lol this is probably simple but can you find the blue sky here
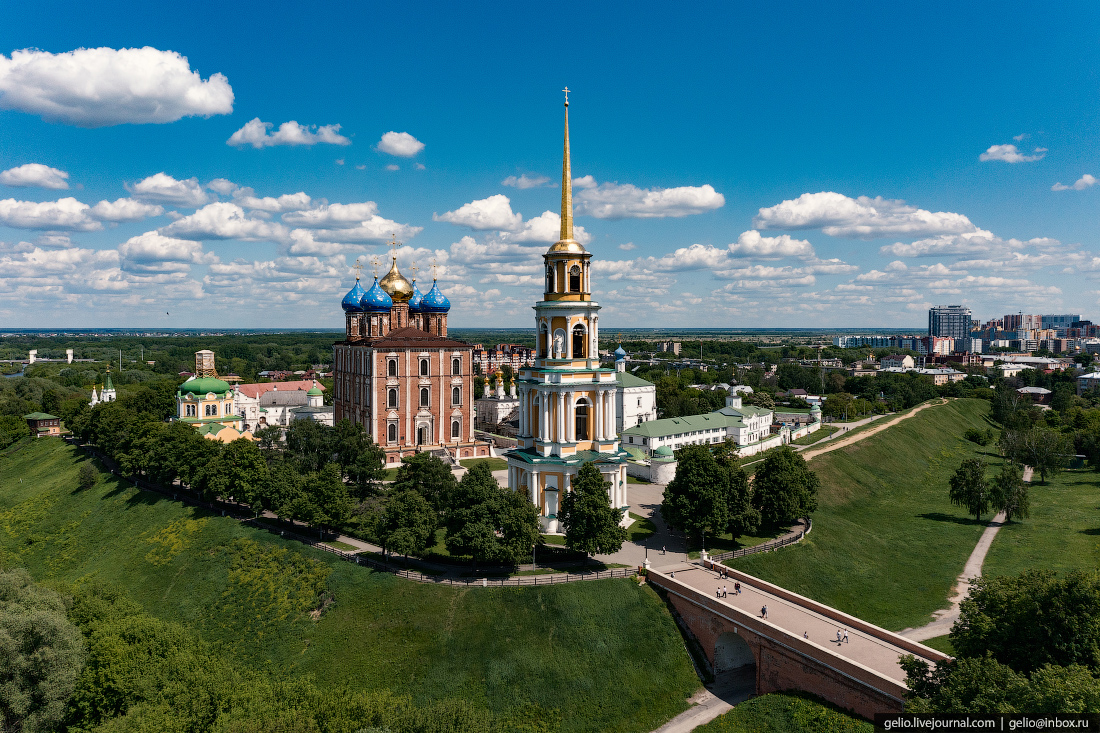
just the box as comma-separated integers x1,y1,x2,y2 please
1,1,1097,329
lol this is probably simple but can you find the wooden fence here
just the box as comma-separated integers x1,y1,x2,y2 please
707,518,812,562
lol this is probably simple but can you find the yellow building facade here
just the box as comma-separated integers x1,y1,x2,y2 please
505,95,629,533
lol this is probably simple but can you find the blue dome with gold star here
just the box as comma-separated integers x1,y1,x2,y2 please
420,280,450,313
408,281,425,312
360,277,393,313
341,278,367,312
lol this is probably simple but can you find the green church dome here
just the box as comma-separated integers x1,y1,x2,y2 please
180,377,232,395
307,386,322,396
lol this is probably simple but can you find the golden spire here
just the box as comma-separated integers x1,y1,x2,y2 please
560,87,572,242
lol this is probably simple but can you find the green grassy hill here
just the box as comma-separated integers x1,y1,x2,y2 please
732,398,1000,631
0,439,699,732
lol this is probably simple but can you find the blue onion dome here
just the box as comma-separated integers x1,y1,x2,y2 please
421,279,451,313
408,280,425,312
341,277,367,312
360,277,393,312
614,344,627,360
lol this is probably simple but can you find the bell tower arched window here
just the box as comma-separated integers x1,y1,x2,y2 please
388,359,397,377
546,263,555,293
569,264,581,292
572,324,586,358
420,387,429,407
575,399,589,441
451,357,461,375
387,424,397,442
388,388,397,408
539,322,549,358
452,386,461,405
451,420,460,439
420,359,429,376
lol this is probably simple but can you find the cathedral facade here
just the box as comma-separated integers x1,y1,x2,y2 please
333,256,491,465
505,96,630,533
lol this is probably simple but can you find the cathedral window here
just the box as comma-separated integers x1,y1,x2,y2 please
572,324,586,358
388,389,397,408
388,359,397,377
205,404,216,417
186,404,196,417
452,358,461,375
451,420,460,439
420,359,429,376
420,387,429,407
569,264,581,292
546,263,555,292
452,386,460,405
388,424,397,442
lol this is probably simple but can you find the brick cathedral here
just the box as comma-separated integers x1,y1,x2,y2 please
333,256,491,465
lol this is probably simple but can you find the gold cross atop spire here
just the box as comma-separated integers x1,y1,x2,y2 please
431,257,439,280
410,261,418,282
560,87,573,242
352,258,363,280
389,233,400,261
369,255,381,278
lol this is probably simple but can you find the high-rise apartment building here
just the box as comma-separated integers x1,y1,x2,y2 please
929,305,972,344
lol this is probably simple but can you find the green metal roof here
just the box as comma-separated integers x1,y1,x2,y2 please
180,377,233,395
621,412,742,439
24,412,58,420
504,446,630,466
615,371,655,389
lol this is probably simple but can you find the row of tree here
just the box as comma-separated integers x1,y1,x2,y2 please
661,442,819,546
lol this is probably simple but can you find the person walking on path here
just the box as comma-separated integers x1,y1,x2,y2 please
843,629,849,643
734,581,741,595
761,605,768,619
836,628,842,643
723,585,727,598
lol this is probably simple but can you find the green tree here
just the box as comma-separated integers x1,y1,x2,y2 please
377,489,437,557
0,414,31,449
496,489,541,564
948,458,990,521
714,442,760,540
661,444,730,543
77,461,98,491
559,462,627,566
951,570,1100,674
752,446,819,526
302,463,352,531
445,463,506,566
331,419,386,500
0,569,86,733
222,437,269,513
394,452,457,514
989,462,1029,522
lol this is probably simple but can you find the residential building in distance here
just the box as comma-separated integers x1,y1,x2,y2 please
658,341,682,355
1042,314,1081,332
1003,313,1042,332
471,343,536,374
880,354,915,370
929,305,972,343
1078,371,1100,396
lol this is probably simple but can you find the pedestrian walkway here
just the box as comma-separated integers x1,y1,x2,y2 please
899,466,1031,642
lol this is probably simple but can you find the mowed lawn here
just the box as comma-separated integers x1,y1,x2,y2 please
731,398,999,632
0,439,699,733
983,467,1100,579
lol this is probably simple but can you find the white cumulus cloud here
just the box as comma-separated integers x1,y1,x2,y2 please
0,163,69,189
727,230,814,259
753,192,977,240
502,210,591,244
1051,174,1096,191
159,202,288,242
502,174,551,189
226,118,350,148
376,131,424,157
234,190,314,213
118,230,214,273
90,198,165,222
434,194,523,231
574,178,725,219
127,173,209,207
979,144,1047,163
0,47,233,127
0,197,101,230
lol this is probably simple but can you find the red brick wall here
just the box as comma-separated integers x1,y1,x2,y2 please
656,578,906,720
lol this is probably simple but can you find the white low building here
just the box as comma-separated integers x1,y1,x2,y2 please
612,346,657,432
620,394,788,459
234,380,330,430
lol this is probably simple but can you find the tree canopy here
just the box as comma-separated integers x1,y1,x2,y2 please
752,446,819,526
948,458,990,522
559,462,627,564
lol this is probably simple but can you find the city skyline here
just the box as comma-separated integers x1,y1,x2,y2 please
1,2,1098,329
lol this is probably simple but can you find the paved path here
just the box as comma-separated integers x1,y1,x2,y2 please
899,466,1031,642
799,399,948,462
650,671,754,733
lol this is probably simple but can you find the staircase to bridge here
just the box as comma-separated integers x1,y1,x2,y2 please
648,561,948,719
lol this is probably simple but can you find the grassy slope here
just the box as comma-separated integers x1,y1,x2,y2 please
0,439,699,733
693,692,873,733
982,467,1100,579
731,399,998,631
789,425,839,446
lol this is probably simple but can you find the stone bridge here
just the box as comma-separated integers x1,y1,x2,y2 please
648,561,948,719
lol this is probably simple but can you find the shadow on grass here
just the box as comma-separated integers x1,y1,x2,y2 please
917,512,986,527
1079,527,1100,536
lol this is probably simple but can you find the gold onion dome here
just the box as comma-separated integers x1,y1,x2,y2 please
379,256,414,303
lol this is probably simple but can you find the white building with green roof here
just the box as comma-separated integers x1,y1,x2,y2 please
613,347,657,432
621,394,784,458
